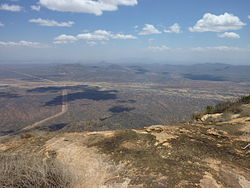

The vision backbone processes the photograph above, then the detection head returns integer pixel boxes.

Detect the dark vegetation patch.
[99,117,110,121]
[92,130,206,187]
[161,72,169,75]
[117,100,127,103]
[37,123,67,132]
[205,95,250,114]
[45,89,118,106]
[100,113,159,130]
[184,74,225,81]
[135,69,149,74]
[0,130,15,136]
[128,66,149,74]
[117,99,136,104]
[128,99,136,103]
[27,85,89,93]
[90,66,99,68]
[192,95,250,120]
[0,92,20,98]
[173,127,250,169]
[109,106,135,113]
[214,66,230,71]
[92,125,250,187]
[61,113,158,133]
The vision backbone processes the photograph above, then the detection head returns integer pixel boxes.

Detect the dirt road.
[22,89,68,131]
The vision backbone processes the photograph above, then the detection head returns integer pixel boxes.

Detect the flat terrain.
[0,63,250,135]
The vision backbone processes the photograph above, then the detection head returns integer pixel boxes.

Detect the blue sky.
[0,0,250,64]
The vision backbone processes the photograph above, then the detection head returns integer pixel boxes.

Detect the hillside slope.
[0,98,250,187]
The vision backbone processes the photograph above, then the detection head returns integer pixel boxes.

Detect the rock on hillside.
[1,103,250,187]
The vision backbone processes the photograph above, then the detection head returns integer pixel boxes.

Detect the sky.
[0,0,250,64]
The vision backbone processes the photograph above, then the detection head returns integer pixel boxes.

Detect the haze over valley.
[1,0,250,187]
[1,63,250,135]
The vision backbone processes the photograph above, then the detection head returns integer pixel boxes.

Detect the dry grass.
[43,135,127,187]
[0,154,72,188]
[240,105,250,117]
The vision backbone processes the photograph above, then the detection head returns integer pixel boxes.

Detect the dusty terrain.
[1,103,250,187]
[1,63,250,135]
[1,64,250,187]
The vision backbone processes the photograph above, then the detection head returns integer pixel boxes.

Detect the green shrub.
[192,95,250,120]
[239,95,250,104]
[213,101,234,113]
[205,106,215,114]
[205,95,250,114]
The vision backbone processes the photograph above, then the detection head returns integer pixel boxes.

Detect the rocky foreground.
[0,104,250,188]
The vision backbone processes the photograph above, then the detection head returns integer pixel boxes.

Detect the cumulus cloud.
[164,23,181,33]
[77,30,111,40]
[54,35,77,44]
[218,32,240,39]
[112,34,137,39]
[191,46,243,51]
[0,22,4,27]
[148,45,170,52]
[54,30,137,44]
[0,40,46,48]
[139,24,161,35]
[31,5,41,11]
[189,13,246,32]
[0,3,23,12]
[29,18,74,27]
[39,0,137,15]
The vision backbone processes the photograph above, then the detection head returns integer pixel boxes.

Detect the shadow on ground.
[45,89,118,106]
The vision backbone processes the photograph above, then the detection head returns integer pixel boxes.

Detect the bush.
[212,101,234,113]
[205,106,215,114]
[192,95,250,120]
[239,95,250,104]
[0,154,72,188]
[212,95,250,114]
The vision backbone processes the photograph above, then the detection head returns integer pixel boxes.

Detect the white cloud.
[248,15,250,19]
[39,0,137,16]
[0,40,46,48]
[29,18,74,27]
[0,4,23,12]
[189,13,246,32]
[31,5,41,11]
[54,30,137,44]
[148,45,170,52]
[0,22,4,27]
[139,24,161,35]
[191,46,243,52]
[164,23,181,33]
[77,30,111,40]
[112,34,137,39]
[54,34,77,44]
[218,32,240,39]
